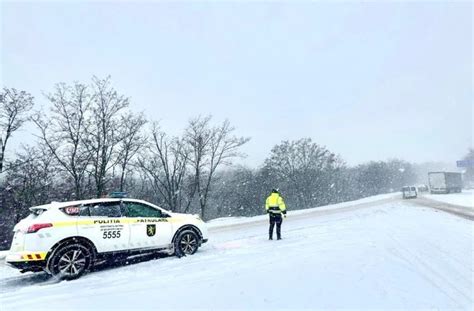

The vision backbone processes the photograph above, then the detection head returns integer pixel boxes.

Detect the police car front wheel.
[175,230,199,257]
[47,243,93,280]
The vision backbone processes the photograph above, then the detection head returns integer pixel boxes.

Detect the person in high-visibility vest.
[265,188,287,240]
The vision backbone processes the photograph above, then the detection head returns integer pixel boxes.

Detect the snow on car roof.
[30,198,149,210]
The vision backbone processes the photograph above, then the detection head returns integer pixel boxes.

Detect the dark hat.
[271,188,279,193]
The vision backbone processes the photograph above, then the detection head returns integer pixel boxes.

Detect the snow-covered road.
[422,190,474,210]
[1,196,473,310]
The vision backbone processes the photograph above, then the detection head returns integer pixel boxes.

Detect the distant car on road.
[402,186,418,199]
[416,184,429,192]
[6,196,208,280]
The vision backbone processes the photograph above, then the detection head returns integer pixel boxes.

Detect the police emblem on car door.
[147,224,156,237]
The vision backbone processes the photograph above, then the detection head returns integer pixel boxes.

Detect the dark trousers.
[269,214,283,239]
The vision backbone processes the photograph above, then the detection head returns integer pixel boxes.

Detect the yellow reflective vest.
[265,193,286,214]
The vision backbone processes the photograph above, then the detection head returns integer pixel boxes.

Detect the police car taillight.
[27,223,53,233]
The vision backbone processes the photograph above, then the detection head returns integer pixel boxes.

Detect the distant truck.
[428,172,463,194]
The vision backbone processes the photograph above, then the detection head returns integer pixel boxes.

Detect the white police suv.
[6,197,208,280]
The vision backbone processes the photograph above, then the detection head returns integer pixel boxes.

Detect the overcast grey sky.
[1,1,472,167]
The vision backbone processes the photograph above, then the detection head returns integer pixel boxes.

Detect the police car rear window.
[60,205,90,216]
[62,206,81,216]
[89,202,122,217]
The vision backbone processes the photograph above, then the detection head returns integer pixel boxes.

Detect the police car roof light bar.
[109,191,128,198]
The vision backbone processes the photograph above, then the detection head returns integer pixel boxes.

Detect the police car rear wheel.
[175,230,199,257]
[48,243,92,280]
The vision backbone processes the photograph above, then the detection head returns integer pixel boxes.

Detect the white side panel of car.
[155,221,174,247]
[28,210,78,253]
[128,219,173,249]
[77,217,131,253]
[122,200,174,249]
[25,226,76,253]
[73,201,133,253]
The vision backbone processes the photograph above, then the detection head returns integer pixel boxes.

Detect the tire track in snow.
[386,229,472,307]
[410,197,474,220]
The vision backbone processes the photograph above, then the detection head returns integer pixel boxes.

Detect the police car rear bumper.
[6,252,48,272]
[6,259,46,272]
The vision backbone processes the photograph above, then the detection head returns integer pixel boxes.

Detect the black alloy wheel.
[47,243,93,280]
[175,230,200,257]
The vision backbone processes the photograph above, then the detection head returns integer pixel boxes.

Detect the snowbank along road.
[414,190,474,220]
[0,193,473,310]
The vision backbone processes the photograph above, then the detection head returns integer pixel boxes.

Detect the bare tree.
[138,123,189,212]
[0,145,62,249]
[264,138,336,181]
[183,116,213,213]
[263,138,340,208]
[6,146,57,208]
[0,88,34,173]
[86,77,129,197]
[32,82,92,199]
[117,112,147,192]
[185,116,250,218]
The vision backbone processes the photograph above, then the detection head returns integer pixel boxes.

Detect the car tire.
[174,229,200,258]
[47,243,93,280]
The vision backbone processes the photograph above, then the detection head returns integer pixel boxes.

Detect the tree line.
[0,77,419,249]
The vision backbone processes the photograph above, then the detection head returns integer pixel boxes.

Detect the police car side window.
[89,202,122,217]
[125,202,162,218]
[79,205,90,217]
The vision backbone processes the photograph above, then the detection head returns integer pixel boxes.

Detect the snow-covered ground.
[423,190,474,208]
[208,192,399,228]
[0,196,473,310]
